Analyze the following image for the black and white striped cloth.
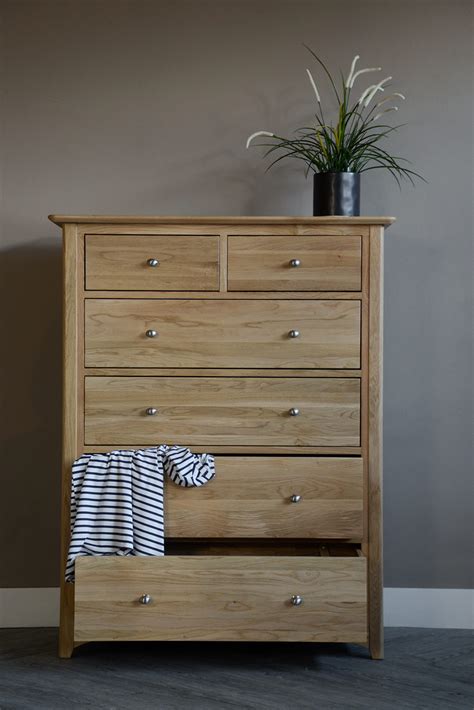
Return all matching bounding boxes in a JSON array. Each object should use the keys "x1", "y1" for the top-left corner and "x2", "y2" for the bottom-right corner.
[{"x1": 65, "y1": 445, "x2": 215, "y2": 581}]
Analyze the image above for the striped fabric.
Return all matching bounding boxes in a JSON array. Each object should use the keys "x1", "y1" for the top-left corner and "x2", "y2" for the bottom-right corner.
[{"x1": 65, "y1": 445, "x2": 215, "y2": 581}]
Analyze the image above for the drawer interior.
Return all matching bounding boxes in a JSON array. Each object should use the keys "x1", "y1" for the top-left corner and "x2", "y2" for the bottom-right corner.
[{"x1": 165, "y1": 540, "x2": 362, "y2": 557}]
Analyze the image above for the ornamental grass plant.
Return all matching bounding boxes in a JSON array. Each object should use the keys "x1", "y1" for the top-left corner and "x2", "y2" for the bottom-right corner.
[{"x1": 246, "y1": 47, "x2": 424, "y2": 187}]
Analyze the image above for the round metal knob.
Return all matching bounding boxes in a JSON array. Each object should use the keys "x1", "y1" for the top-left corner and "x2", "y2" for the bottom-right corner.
[
  {"x1": 289, "y1": 408, "x2": 300, "y2": 416},
  {"x1": 290, "y1": 494, "x2": 301, "y2": 503},
  {"x1": 146, "y1": 407, "x2": 157, "y2": 416},
  {"x1": 290, "y1": 595, "x2": 303, "y2": 606},
  {"x1": 147, "y1": 258, "x2": 159, "y2": 267},
  {"x1": 146, "y1": 329, "x2": 158, "y2": 338},
  {"x1": 289, "y1": 259, "x2": 301, "y2": 268},
  {"x1": 288, "y1": 330, "x2": 300, "y2": 338},
  {"x1": 139, "y1": 593, "x2": 152, "y2": 605}
]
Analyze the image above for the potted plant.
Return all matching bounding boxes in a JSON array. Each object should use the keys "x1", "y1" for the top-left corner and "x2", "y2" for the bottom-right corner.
[{"x1": 246, "y1": 47, "x2": 423, "y2": 216}]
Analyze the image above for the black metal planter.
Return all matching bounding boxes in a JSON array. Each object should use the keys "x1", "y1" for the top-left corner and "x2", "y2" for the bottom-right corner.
[{"x1": 313, "y1": 172, "x2": 360, "y2": 216}]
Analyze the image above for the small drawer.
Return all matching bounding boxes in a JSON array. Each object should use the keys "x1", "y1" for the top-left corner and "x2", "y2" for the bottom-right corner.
[
  {"x1": 74, "y1": 554, "x2": 367, "y2": 642},
  {"x1": 84, "y1": 376, "x2": 361, "y2": 447},
  {"x1": 228, "y1": 235, "x2": 361, "y2": 291},
  {"x1": 166, "y1": 456, "x2": 363, "y2": 540},
  {"x1": 84, "y1": 299, "x2": 361, "y2": 369},
  {"x1": 85, "y1": 234, "x2": 219, "y2": 291}
]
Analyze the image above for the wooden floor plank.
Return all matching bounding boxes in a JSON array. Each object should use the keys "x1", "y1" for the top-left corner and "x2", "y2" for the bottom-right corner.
[{"x1": 0, "y1": 628, "x2": 472, "y2": 709}]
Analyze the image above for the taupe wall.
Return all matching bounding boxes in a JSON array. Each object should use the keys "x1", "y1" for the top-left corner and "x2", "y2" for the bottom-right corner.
[{"x1": 1, "y1": 0, "x2": 472, "y2": 588}]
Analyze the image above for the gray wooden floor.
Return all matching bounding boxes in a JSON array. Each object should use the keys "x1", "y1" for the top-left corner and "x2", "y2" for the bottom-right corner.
[{"x1": 0, "y1": 628, "x2": 472, "y2": 709}]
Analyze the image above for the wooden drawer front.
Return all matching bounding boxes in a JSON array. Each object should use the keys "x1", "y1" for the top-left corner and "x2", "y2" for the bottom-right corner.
[
  {"x1": 85, "y1": 299, "x2": 361, "y2": 369},
  {"x1": 166, "y1": 457, "x2": 363, "y2": 539},
  {"x1": 84, "y1": 376, "x2": 361, "y2": 447},
  {"x1": 85, "y1": 235, "x2": 219, "y2": 291},
  {"x1": 228, "y1": 235, "x2": 361, "y2": 291},
  {"x1": 75, "y1": 555, "x2": 367, "y2": 642}
]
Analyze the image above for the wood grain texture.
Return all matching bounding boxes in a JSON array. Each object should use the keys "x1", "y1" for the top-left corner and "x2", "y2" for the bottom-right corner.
[
  {"x1": 368, "y1": 226, "x2": 384, "y2": 660},
  {"x1": 49, "y1": 214, "x2": 396, "y2": 226},
  {"x1": 77, "y1": 445, "x2": 363, "y2": 455},
  {"x1": 84, "y1": 299, "x2": 361, "y2": 369},
  {"x1": 74, "y1": 555, "x2": 367, "y2": 643},
  {"x1": 228, "y1": 235, "x2": 362, "y2": 292},
  {"x1": 84, "y1": 376, "x2": 361, "y2": 447},
  {"x1": 360, "y1": 233, "x2": 370, "y2": 558},
  {"x1": 76, "y1": 223, "x2": 371, "y2": 237},
  {"x1": 226, "y1": 225, "x2": 369, "y2": 237},
  {"x1": 60, "y1": 223, "x2": 79, "y2": 659},
  {"x1": 85, "y1": 235, "x2": 219, "y2": 291},
  {"x1": 80, "y1": 290, "x2": 364, "y2": 300},
  {"x1": 165, "y1": 456, "x2": 363, "y2": 539},
  {"x1": 84, "y1": 367, "x2": 362, "y2": 378},
  {"x1": 219, "y1": 233, "x2": 227, "y2": 292}
]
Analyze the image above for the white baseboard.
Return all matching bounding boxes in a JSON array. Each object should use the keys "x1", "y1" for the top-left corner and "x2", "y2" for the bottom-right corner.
[
  {"x1": 0, "y1": 588, "x2": 60, "y2": 628},
  {"x1": 1, "y1": 587, "x2": 473, "y2": 629},
  {"x1": 383, "y1": 587, "x2": 474, "y2": 629}
]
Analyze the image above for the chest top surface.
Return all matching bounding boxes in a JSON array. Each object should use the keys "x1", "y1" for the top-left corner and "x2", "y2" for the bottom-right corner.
[{"x1": 49, "y1": 215, "x2": 395, "y2": 226}]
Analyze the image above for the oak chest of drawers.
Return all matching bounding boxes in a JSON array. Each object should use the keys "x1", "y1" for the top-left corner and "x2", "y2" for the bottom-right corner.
[{"x1": 51, "y1": 214, "x2": 393, "y2": 659}]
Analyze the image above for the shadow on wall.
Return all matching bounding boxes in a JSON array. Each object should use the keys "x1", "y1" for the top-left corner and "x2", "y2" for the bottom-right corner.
[
  {"x1": 143, "y1": 144, "x2": 310, "y2": 217},
  {"x1": 0, "y1": 239, "x2": 62, "y2": 587}
]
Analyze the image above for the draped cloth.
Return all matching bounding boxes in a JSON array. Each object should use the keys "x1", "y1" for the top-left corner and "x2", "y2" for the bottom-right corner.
[{"x1": 65, "y1": 445, "x2": 215, "y2": 581}]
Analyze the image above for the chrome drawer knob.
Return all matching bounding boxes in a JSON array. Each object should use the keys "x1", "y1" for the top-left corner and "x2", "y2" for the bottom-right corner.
[
  {"x1": 288, "y1": 330, "x2": 300, "y2": 338},
  {"x1": 289, "y1": 407, "x2": 300, "y2": 416},
  {"x1": 290, "y1": 595, "x2": 303, "y2": 606},
  {"x1": 289, "y1": 258, "x2": 301, "y2": 268},
  {"x1": 147, "y1": 258, "x2": 160, "y2": 267},
  {"x1": 146, "y1": 407, "x2": 157, "y2": 416},
  {"x1": 145, "y1": 329, "x2": 158, "y2": 338},
  {"x1": 139, "y1": 593, "x2": 152, "y2": 605},
  {"x1": 290, "y1": 494, "x2": 301, "y2": 503}
]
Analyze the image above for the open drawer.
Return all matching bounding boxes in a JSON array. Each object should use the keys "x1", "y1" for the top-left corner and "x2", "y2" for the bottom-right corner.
[{"x1": 74, "y1": 552, "x2": 367, "y2": 643}]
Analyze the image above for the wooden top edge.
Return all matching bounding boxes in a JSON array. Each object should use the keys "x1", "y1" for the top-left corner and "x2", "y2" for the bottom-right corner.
[{"x1": 48, "y1": 214, "x2": 396, "y2": 227}]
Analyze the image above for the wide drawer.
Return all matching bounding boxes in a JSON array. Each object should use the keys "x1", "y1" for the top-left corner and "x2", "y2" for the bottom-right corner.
[
  {"x1": 166, "y1": 456, "x2": 363, "y2": 539},
  {"x1": 84, "y1": 299, "x2": 361, "y2": 369},
  {"x1": 74, "y1": 555, "x2": 367, "y2": 642},
  {"x1": 85, "y1": 235, "x2": 219, "y2": 291},
  {"x1": 227, "y1": 235, "x2": 362, "y2": 291},
  {"x1": 84, "y1": 376, "x2": 361, "y2": 447}
]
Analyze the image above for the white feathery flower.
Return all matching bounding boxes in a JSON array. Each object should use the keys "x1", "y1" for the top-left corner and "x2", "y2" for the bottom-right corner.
[
  {"x1": 306, "y1": 68, "x2": 321, "y2": 102},
  {"x1": 358, "y1": 84, "x2": 378, "y2": 105},
  {"x1": 372, "y1": 106, "x2": 399, "y2": 121},
  {"x1": 246, "y1": 131, "x2": 274, "y2": 149},
  {"x1": 375, "y1": 92, "x2": 406, "y2": 106},
  {"x1": 349, "y1": 66, "x2": 382, "y2": 88},
  {"x1": 345, "y1": 55, "x2": 360, "y2": 88},
  {"x1": 364, "y1": 76, "x2": 392, "y2": 107}
]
